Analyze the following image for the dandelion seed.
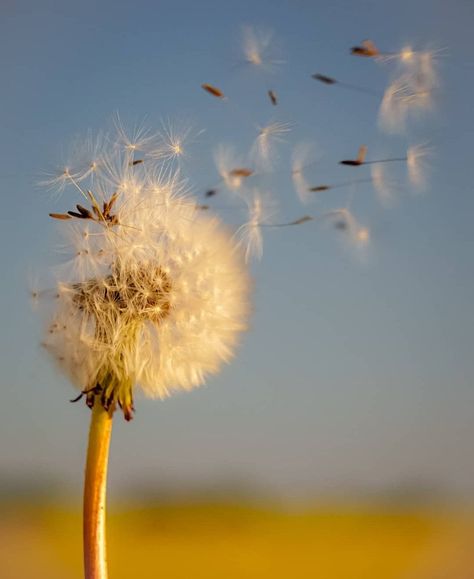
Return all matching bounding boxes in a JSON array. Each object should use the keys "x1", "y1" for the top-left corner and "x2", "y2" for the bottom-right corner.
[
  {"x1": 235, "y1": 191, "x2": 276, "y2": 262},
  {"x1": 201, "y1": 83, "x2": 225, "y2": 99},
  {"x1": 351, "y1": 39, "x2": 380, "y2": 58},
  {"x1": 50, "y1": 213, "x2": 72, "y2": 220},
  {"x1": 340, "y1": 145, "x2": 368, "y2": 166},
  {"x1": 253, "y1": 121, "x2": 292, "y2": 171},
  {"x1": 40, "y1": 167, "x2": 83, "y2": 195},
  {"x1": 114, "y1": 117, "x2": 158, "y2": 156},
  {"x1": 378, "y1": 49, "x2": 438, "y2": 133},
  {"x1": 229, "y1": 167, "x2": 254, "y2": 178},
  {"x1": 328, "y1": 208, "x2": 370, "y2": 249},
  {"x1": 73, "y1": 131, "x2": 108, "y2": 183},
  {"x1": 287, "y1": 215, "x2": 313, "y2": 226},
  {"x1": 214, "y1": 144, "x2": 251, "y2": 192},
  {"x1": 312, "y1": 72, "x2": 380, "y2": 97},
  {"x1": 308, "y1": 178, "x2": 373, "y2": 194},
  {"x1": 150, "y1": 121, "x2": 202, "y2": 165},
  {"x1": 312, "y1": 73, "x2": 336, "y2": 85},
  {"x1": 268, "y1": 89, "x2": 278, "y2": 105},
  {"x1": 241, "y1": 25, "x2": 284, "y2": 72},
  {"x1": 292, "y1": 143, "x2": 317, "y2": 204},
  {"x1": 378, "y1": 75, "x2": 431, "y2": 133}
]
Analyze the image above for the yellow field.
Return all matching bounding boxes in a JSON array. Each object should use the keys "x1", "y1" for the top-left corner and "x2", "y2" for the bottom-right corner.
[{"x1": 1, "y1": 501, "x2": 473, "y2": 578}]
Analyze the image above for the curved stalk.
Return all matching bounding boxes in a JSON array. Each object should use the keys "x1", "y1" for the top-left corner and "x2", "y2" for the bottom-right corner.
[{"x1": 83, "y1": 402, "x2": 113, "y2": 579}]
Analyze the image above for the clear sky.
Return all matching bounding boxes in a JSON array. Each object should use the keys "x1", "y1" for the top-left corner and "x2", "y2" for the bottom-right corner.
[{"x1": 1, "y1": 0, "x2": 474, "y2": 501}]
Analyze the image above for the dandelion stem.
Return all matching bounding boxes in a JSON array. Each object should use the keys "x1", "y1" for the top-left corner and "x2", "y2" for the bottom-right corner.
[{"x1": 83, "y1": 402, "x2": 113, "y2": 579}]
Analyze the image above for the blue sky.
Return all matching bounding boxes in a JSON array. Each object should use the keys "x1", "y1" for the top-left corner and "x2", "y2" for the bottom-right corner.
[{"x1": 1, "y1": 0, "x2": 474, "y2": 500}]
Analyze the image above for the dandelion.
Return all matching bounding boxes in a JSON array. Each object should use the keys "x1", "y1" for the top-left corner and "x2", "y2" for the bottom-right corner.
[{"x1": 39, "y1": 125, "x2": 251, "y2": 578}]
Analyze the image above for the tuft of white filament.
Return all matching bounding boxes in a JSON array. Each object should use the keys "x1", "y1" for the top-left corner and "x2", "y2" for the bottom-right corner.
[
  {"x1": 378, "y1": 49, "x2": 438, "y2": 134},
  {"x1": 40, "y1": 126, "x2": 251, "y2": 418}
]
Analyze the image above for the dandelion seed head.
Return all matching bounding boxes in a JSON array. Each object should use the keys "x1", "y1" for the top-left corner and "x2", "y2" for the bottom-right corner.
[{"x1": 40, "y1": 127, "x2": 251, "y2": 417}]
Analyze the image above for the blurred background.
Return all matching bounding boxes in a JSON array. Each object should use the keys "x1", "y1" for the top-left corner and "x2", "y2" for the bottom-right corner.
[{"x1": 1, "y1": 0, "x2": 474, "y2": 577}]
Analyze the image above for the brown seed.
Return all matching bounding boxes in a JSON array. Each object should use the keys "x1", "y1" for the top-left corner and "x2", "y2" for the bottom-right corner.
[
  {"x1": 340, "y1": 145, "x2": 367, "y2": 166},
  {"x1": 205, "y1": 189, "x2": 217, "y2": 197},
  {"x1": 340, "y1": 160, "x2": 363, "y2": 166},
  {"x1": 268, "y1": 89, "x2": 278, "y2": 105},
  {"x1": 76, "y1": 204, "x2": 92, "y2": 218},
  {"x1": 290, "y1": 215, "x2": 313, "y2": 226},
  {"x1": 351, "y1": 40, "x2": 379, "y2": 57},
  {"x1": 131, "y1": 159, "x2": 144, "y2": 166},
  {"x1": 229, "y1": 168, "x2": 254, "y2": 178},
  {"x1": 49, "y1": 213, "x2": 72, "y2": 220},
  {"x1": 312, "y1": 73, "x2": 336, "y2": 85},
  {"x1": 104, "y1": 192, "x2": 119, "y2": 213},
  {"x1": 201, "y1": 83, "x2": 225, "y2": 98},
  {"x1": 309, "y1": 185, "x2": 330, "y2": 192},
  {"x1": 68, "y1": 210, "x2": 88, "y2": 219}
]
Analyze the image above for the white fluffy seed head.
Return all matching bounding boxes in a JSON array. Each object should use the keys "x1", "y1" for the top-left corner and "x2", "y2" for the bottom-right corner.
[{"x1": 40, "y1": 127, "x2": 251, "y2": 413}]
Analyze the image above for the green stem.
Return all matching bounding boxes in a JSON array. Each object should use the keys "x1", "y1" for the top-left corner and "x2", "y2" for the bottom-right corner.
[{"x1": 83, "y1": 402, "x2": 113, "y2": 579}]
